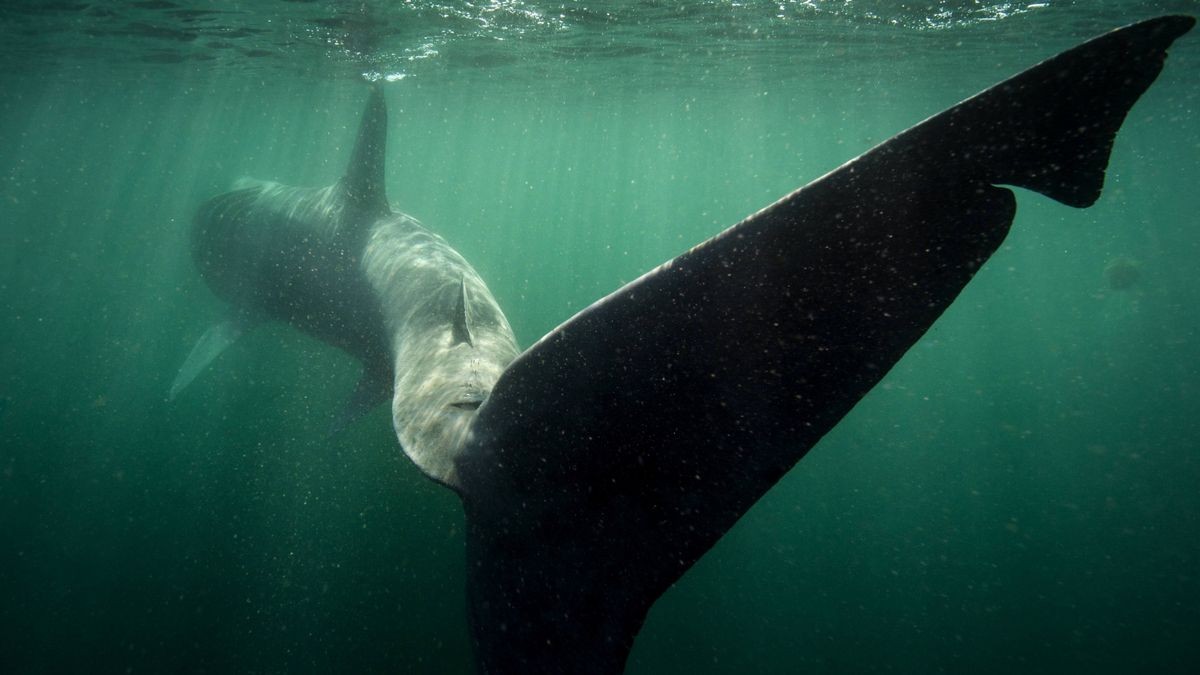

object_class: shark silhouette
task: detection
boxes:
[172,16,1193,674]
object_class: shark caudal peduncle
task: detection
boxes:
[360,213,518,486]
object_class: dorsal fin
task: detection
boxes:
[452,276,474,346]
[341,85,389,216]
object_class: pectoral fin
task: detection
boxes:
[329,366,392,437]
[168,319,249,400]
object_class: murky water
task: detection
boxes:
[2,2,1198,673]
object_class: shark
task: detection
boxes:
[172,16,1193,675]
[173,89,519,483]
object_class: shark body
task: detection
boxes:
[173,16,1193,674]
[175,91,518,484]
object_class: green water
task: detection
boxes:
[2,1,1198,673]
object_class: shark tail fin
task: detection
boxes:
[454,16,1192,675]
[901,14,1194,208]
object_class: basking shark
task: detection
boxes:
[173,16,1192,674]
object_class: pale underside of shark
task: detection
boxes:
[172,16,1193,675]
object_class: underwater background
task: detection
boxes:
[1,1,1198,673]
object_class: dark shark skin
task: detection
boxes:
[175,92,396,409]
[175,15,1192,675]
[453,16,1193,674]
